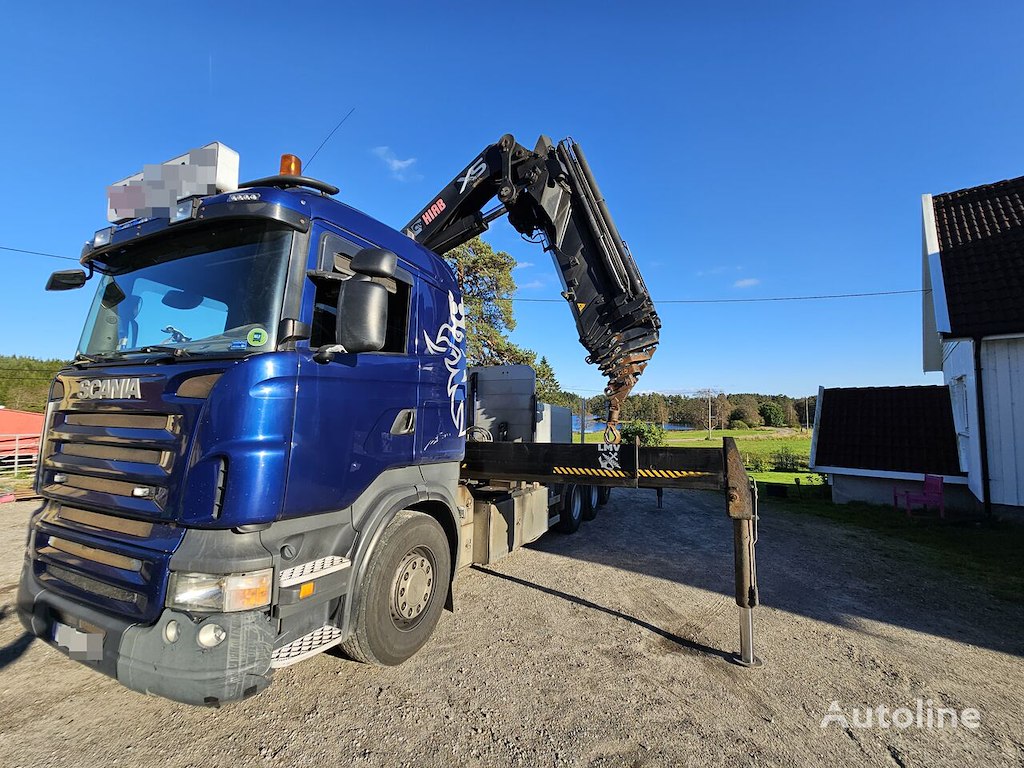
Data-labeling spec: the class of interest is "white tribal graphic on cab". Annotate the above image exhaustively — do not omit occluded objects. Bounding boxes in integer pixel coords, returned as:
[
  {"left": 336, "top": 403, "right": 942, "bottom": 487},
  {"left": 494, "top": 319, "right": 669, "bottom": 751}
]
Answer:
[{"left": 423, "top": 291, "right": 467, "bottom": 436}]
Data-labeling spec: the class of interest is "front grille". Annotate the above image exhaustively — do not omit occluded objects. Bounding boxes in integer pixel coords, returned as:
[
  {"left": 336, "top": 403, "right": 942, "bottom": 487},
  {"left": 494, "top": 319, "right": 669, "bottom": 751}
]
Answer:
[
  {"left": 63, "top": 413, "right": 172, "bottom": 430},
  {"left": 31, "top": 504, "right": 181, "bottom": 622},
  {"left": 57, "top": 505, "right": 154, "bottom": 538},
  {"left": 60, "top": 443, "right": 165, "bottom": 466},
  {"left": 42, "top": 564, "right": 140, "bottom": 605},
  {"left": 43, "top": 408, "right": 182, "bottom": 518},
  {"left": 33, "top": 387, "right": 191, "bottom": 623},
  {"left": 44, "top": 537, "right": 143, "bottom": 571}
]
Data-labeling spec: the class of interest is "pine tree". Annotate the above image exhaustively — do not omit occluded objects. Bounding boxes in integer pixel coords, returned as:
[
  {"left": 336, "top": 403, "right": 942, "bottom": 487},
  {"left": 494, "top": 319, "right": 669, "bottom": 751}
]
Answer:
[{"left": 444, "top": 237, "right": 536, "bottom": 366}]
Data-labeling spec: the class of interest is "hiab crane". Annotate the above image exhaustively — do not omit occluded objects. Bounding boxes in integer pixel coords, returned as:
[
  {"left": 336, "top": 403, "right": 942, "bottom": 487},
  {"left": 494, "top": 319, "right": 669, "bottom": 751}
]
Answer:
[
  {"left": 403, "top": 134, "right": 661, "bottom": 442},
  {"left": 18, "top": 137, "right": 760, "bottom": 707}
]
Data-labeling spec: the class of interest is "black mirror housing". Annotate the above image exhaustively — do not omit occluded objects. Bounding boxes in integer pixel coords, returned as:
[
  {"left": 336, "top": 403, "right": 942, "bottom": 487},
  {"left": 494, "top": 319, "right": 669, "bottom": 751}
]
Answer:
[
  {"left": 162, "top": 289, "right": 204, "bottom": 310},
  {"left": 46, "top": 269, "right": 88, "bottom": 291},
  {"left": 351, "top": 248, "right": 397, "bottom": 279},
  {"left": 335, "top": 276, "right": 388, "bottom": 353}
]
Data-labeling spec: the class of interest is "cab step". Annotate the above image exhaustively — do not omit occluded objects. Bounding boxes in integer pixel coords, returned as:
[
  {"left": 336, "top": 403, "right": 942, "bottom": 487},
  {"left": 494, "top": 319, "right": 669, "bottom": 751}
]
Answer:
[
  {"left": 278, "top": 555, "right": 351, "bottom": 587},
  {"left": 270, "top": 625, "right": 344, "bottom": 668}
]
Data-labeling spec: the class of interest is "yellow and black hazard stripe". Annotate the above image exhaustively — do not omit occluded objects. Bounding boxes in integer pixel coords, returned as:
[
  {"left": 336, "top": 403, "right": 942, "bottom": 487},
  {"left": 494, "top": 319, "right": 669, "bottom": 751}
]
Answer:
[
  {"left": 552, "top": 466, "right": 629, "bottom": 478},
  {"left": 552, "top": 466, "right": 713, "bottom": 480},
  {"left": 636, "top": 469, "right": 714, "bottom": 479}
]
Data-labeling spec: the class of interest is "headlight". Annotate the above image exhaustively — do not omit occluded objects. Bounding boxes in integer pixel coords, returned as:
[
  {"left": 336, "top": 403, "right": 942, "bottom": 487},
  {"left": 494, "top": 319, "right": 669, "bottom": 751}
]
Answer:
[{"left": 166, "top": 569, "right": 273, "bottom": 612}]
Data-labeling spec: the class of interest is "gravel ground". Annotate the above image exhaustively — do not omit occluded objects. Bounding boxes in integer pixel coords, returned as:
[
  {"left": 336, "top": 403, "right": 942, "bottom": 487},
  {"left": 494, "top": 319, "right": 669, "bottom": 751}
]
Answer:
[{"left": 1, "top": 491, "right": 1022, "bottom": 767}]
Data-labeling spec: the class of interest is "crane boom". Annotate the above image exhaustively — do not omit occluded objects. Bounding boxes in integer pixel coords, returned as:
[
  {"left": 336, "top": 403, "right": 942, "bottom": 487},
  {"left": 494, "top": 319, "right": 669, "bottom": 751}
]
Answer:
[{"left": 403, "top": 134, "right": 661, "bottom": 439}]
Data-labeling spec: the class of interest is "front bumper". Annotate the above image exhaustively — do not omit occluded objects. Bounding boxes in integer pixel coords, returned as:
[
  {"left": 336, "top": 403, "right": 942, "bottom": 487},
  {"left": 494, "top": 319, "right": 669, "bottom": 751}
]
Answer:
[{"left": 17, "top": 560, "right": 275, "bottom": 706}]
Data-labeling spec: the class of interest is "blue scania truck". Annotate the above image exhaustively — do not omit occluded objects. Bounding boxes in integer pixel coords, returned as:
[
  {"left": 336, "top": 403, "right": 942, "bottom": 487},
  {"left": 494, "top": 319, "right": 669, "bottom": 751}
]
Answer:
[{"left": 18, "top": 138, "right": 759, "bottom": 706}]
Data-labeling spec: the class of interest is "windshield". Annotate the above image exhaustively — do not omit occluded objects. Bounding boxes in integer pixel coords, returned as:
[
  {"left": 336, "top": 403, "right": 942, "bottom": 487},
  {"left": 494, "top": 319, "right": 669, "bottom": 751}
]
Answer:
[{"left": 78, "top": 222, "right": 294, "bottom": 358}]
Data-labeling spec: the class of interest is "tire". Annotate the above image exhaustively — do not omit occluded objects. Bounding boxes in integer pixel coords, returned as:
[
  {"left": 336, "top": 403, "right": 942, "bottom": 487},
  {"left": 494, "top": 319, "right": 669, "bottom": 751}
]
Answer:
[
  {"left": 581, "top": 484, "right": 600, "bottom": 521},
  {"left": 558, "top": 484, "right": 583, "bottom": 534},
  {"left": 341, "top": 509, "right": 451, "bottom": 666},
  {"left": 597, "top": 486, "right": 612, "bottom": 507}
]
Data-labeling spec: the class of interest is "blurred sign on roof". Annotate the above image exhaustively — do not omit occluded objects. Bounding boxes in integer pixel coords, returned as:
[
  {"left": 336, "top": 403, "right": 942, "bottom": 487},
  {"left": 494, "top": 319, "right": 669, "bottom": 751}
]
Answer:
[{"left": 106, "top": 142, "right": 239, "bottom": 223}]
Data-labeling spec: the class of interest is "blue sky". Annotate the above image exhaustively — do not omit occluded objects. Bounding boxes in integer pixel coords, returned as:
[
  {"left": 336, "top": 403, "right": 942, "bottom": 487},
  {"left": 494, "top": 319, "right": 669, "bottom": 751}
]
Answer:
[{"left": 2, "top": 2, "right": 1022, "bottom": 398}]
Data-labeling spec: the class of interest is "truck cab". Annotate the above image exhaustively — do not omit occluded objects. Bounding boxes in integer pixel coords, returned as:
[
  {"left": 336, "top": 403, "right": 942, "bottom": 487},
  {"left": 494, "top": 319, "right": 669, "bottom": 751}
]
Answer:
[{"left": 19, "top": 158, "right": 476, "bottom": 704}]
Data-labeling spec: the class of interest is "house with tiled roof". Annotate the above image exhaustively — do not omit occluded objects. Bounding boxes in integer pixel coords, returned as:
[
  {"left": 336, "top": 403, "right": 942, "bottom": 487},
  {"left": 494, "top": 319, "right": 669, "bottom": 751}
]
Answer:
[
  {"left": 921, "top": 175, "right": 1024, "bottom": 512},
  {"left": 811, "top": 173, "right": 1024, "bottom": 513},
  {"left": 810, "top": 386, "right": 975, "bottom": 507}
]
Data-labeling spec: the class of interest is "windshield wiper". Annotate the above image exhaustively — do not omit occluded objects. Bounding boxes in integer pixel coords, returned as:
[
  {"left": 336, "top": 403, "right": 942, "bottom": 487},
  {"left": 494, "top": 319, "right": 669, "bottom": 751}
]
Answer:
[
  {"left": 72, "top": 351, "right": 120, "bottom": 367},
  {"left": 137, "top": 345, "right": 191, "bottom": 358}
]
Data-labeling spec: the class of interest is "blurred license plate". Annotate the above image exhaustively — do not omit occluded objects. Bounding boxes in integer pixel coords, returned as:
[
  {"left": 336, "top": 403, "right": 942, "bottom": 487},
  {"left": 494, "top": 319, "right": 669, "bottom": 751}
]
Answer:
[{"left": 54, "top": 621, "right": 104, "bottom": 661}]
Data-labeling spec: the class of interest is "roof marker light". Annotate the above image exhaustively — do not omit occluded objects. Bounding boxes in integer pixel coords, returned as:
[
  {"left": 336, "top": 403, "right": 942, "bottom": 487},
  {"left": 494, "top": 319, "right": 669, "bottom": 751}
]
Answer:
[
  {"left": 92, "top": 227, "right": 114, "bottom": 248},
  {"left": 280, "top": 154, "right": 302, "bottom": 176},
  {"left": 170, "top": 198, "right": 199, "bottom": 224}
]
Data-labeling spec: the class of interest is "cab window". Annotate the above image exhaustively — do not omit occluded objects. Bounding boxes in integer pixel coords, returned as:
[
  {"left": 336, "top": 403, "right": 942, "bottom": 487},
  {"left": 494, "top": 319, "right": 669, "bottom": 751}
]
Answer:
[{"left": 311, "top": 232, "right": 411, "bottom": 353}]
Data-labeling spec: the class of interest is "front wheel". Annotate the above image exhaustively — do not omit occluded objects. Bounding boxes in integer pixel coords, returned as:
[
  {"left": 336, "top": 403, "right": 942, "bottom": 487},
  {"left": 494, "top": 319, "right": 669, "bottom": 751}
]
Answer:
[{"left": 341, "top": 510, "right": 451, "bottom": 666}]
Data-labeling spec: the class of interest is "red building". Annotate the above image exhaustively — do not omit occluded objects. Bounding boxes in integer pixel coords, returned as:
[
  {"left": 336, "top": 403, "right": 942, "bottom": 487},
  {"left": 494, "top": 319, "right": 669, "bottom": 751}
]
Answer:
[{"left": 0, "top": 408, "right": 44, "bottom": 458}]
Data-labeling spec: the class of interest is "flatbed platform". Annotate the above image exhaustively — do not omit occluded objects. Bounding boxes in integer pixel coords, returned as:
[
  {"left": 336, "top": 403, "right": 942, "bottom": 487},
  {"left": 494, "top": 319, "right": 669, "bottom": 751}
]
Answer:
[{"left": 461, "top": 441, "right": 724, "bottom": 490}]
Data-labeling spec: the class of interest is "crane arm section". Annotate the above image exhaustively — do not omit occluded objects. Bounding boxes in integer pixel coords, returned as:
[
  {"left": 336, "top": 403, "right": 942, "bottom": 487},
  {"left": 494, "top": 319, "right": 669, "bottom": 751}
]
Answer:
[{"left": 403, "top": 134, "right": 661, "bottom": 437}]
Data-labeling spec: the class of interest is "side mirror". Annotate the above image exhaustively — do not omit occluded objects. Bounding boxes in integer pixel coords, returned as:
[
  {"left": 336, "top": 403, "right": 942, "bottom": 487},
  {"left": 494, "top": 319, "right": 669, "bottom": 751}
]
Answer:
[
  {"left": 314, "top": 276, "right": 388, "bottom": 362},
  {"left": 46, "top": 269, "right": 88, "bottom": 291},
  {"left": 351, "top": 248, "right": 397, "bottom": 279}
]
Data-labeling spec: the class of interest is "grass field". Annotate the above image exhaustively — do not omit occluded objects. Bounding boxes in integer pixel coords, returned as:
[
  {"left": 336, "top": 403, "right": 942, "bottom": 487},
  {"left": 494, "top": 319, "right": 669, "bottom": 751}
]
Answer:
[{"left": 577, "top": 426, "right": 816, "bottom": 485}]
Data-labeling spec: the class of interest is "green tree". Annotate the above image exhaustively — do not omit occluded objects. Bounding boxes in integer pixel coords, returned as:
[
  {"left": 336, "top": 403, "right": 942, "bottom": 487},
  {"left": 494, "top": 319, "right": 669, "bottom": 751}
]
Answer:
[
  {"left": 619, "top": 420, "right": 667, "bottom": 446},
  {"left": 715, "top": 393, "right": 733, "bottom": 430},
  {"left": 444, "top": 237, "right": 535, "bottom": 366},
  {"left": 535, "top": 356, "right": 574, "bottom": 407},
  {"left": 730, "top": 395, "right": 763, "bottom": 427},
  {"left": 759, "top": 401, "right": 787, "bottom": 427},
  {"left": 0, "top": 355, "right": 67, "bottom": 413}
]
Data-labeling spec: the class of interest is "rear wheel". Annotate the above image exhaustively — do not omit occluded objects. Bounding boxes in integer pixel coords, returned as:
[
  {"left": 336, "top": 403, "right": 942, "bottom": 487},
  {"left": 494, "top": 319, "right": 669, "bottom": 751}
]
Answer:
[
  {"left": 558, "top": 484, "right": 583, "bottom": 534},
  {"left": 341, "top": 510, "right": 451, "bottom": 666},
  {"left": 597, "top": 487, "right": 612, "bottom": 506},
  {"left": 582, "top": 484, "right": 600, "bottom": 520}
]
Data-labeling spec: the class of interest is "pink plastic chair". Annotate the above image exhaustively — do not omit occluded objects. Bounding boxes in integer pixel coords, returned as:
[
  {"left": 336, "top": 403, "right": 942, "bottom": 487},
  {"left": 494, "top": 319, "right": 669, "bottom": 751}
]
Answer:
[{"left": 894, "top": 475, "right": 945, "bottom": 518}]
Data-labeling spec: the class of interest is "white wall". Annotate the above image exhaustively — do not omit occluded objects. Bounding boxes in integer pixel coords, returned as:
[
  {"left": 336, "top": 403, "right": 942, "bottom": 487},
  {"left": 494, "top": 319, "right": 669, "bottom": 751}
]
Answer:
[
  {"left": 981, "top": 338, "right": 1024, "bottom": 506},
  {"left": 943, "top": 339, "right": 983, "bottom": 501},
  {"left": 942, "top": 336, "right": 1024, "bottom": 507}
]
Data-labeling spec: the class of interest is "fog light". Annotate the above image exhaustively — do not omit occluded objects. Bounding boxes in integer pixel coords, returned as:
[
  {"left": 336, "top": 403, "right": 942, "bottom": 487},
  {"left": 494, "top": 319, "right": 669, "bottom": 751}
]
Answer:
[
  {"left": 197, "top": 623, "right": 226, "bottom": 649},
  {"left": 53, "top": 473, "right": 67, "bottom": 483},
  {"left": 132, "top": 486, "right": 152, "bottom": 498},
  {"left": 163, "top": 620, "right": 180, "bottom": 644}
]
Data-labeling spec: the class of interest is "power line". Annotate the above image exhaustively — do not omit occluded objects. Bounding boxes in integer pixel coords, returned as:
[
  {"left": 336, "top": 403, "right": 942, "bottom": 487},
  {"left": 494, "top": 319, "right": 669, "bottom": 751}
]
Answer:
[
  {"left": 0, "top": 245, "right": 79, "bottom": 262},
  {"left": 472, "top": 288, "right": 929, "bottom": 305},
  {"left": 0, "top": 242, "right": 929, "bottom": 305}
]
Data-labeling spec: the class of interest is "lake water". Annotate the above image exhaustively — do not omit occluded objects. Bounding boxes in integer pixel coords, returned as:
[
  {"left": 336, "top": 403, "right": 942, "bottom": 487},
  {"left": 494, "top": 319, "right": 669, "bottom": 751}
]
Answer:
[{"left": 571, "top": 417, "right": 694, "bottom": 433}]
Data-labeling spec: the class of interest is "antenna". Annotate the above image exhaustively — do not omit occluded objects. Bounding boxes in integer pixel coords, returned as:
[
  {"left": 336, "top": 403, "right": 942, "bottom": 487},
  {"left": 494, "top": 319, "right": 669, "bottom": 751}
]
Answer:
[{"left": 305, "top": 107, "right": 356, "bottom": 171}]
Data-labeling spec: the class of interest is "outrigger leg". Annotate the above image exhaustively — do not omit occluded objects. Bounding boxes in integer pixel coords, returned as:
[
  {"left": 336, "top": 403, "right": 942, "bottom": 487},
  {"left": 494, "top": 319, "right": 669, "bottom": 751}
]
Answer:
[{"left": 724, "top": 437, "right": 763, "bottom": 668}]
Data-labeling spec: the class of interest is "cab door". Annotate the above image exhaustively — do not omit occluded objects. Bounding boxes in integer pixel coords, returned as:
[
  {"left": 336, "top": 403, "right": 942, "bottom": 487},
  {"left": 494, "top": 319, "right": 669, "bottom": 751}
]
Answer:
[
  {"left": 283, "top": 223, "right": 419, "bottom": 519},
  {"left": 415, "top": 277, "right": 467, "bottom": 464}
]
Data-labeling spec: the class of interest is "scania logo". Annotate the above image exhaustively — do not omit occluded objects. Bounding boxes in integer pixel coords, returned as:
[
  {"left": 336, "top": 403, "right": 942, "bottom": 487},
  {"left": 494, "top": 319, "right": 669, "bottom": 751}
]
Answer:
[{"left": 77, "top": 378, "right": 143, "bottom": 400}]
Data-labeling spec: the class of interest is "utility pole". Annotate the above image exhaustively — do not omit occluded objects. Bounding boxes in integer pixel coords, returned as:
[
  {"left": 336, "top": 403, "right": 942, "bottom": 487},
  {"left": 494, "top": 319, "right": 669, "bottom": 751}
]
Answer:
[
  {"left": 579, "top": 395, "right": 586, "bottom": 444},
  {"left": 804, "top": 396, "right": 810, "bottom": 432},
  {"left": 695, "top": 387, "right": 717, "bottom": 440},
  {"left": 707, "top": 390, "right": 713, "bottom": 441}
]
